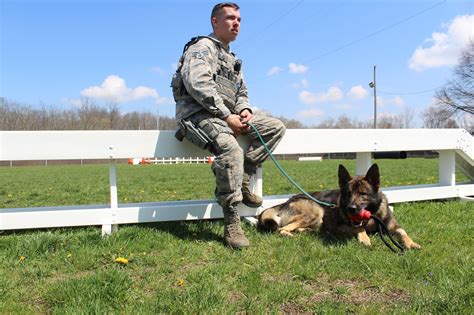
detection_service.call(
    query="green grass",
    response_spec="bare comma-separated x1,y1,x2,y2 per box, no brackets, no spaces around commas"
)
0,159,473,313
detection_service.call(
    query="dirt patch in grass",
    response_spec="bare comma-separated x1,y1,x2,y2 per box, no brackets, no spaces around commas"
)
303,275,410,306
280,302,311,314
275,274,410,312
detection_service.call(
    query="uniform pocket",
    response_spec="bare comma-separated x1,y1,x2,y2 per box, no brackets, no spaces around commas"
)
215,75,237,107
212,161,234,193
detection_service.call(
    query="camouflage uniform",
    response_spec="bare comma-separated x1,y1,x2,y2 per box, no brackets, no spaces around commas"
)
172,34,286,208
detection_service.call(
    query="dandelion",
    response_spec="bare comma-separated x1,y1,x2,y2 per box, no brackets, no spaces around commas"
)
176,279,185,287
19,256,26,261
115,257,129,265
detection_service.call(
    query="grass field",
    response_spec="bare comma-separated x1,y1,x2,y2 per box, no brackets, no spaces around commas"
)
0,159,472,313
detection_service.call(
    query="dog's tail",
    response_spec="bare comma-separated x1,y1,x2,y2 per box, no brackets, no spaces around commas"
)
257,206,282,232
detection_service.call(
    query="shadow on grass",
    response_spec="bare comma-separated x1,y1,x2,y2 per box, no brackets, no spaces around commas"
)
140,220,223,243
319,231,351,247
255,224,351,247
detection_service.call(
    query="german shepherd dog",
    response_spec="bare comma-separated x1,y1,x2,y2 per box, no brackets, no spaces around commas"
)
258,164,421,249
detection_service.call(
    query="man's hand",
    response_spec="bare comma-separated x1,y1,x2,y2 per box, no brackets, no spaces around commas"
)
225,114,245,136
239,109,252,134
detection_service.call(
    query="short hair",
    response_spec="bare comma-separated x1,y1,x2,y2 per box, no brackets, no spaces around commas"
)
211,2,239,19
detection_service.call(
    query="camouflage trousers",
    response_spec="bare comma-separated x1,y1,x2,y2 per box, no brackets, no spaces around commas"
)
186,112,286,208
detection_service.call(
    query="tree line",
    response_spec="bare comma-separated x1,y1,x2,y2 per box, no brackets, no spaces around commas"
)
0,99,177,131
1,97,471,132
0,98,419,131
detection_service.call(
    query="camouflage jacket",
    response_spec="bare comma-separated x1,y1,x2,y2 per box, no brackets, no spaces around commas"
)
173,34,251,121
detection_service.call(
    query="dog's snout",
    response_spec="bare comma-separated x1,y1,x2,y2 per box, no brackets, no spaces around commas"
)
349,204,367,214
348,205,358,213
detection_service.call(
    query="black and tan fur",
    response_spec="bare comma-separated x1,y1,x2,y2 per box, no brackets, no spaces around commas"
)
258,164,420,249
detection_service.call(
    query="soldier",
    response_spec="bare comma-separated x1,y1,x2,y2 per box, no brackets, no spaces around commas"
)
171,2,285,249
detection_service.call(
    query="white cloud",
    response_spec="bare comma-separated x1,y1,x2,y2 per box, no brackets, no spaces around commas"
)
292,78,310,89
347,85,368,100
150,67,165,75
61,97,82,108
336,104,356,110
266,66,284,76
377,95,405,107
391,96,405,106
299,86,343,105
409,15,474,71
297,108,324,118
289,63,308,74
80,75,169,105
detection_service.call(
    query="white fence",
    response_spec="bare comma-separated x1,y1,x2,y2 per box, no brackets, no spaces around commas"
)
1,129,473,235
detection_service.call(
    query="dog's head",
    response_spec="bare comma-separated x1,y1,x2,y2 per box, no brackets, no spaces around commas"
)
338,164,382,220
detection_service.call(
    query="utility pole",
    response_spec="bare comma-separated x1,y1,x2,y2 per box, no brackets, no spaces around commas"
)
369,65,377,129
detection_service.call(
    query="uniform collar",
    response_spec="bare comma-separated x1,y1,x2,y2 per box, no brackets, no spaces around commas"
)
209,33,231,52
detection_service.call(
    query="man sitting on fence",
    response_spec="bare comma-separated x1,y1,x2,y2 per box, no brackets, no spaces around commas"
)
172,2,285,249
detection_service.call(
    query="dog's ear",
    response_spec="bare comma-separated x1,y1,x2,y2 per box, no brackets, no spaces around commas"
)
364,164,380,191
338,164,351,188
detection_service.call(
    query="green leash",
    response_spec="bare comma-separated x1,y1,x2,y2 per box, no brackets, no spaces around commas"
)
246,122,336,208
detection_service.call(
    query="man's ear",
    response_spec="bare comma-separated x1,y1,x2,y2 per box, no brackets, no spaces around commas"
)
338,164,351,188
211,16,218,28
364,164,380,191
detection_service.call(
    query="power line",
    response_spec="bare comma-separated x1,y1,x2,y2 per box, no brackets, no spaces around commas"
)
236,0,305,47
303,0,447,65
378,85,444,96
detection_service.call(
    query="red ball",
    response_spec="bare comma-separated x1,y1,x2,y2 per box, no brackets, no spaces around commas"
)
351,209,371,221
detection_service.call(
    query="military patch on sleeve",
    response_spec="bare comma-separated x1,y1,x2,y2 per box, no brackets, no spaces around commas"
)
191,50,209,59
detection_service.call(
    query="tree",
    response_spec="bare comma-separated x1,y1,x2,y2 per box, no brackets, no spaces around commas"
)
434,41,474,115
422,104,458,128
397,107,415,128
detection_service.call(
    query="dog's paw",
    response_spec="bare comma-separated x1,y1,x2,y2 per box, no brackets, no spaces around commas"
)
357,232,372,246
296,228,311,233
278,229,294,237
401,234,421,249
405,241,422,250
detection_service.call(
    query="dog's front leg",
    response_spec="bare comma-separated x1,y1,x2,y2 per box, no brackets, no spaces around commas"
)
334,225,371,246
356,228,371,246
395,228,421,249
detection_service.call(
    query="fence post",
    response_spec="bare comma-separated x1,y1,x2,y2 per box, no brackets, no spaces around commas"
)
102,157,119,236
356,152,372,175
251,166,263,200
439,150,455,186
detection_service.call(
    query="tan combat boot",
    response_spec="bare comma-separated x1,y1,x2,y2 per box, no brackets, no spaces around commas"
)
241,173,263,208
223,205,250,249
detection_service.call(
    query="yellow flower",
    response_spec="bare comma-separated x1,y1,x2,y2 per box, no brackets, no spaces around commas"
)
19,256,26,261
176,279,185,287
115,257,129,265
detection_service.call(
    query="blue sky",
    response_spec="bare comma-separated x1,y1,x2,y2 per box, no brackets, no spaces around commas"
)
1,0,473,126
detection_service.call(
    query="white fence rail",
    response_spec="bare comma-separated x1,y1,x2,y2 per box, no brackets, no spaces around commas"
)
1,129,472,235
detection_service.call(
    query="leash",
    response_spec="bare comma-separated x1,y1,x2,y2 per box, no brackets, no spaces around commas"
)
247,121,405,253
246,122,335,208
371,215,405,254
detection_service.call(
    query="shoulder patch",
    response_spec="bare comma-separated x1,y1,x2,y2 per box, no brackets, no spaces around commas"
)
191,50,209,59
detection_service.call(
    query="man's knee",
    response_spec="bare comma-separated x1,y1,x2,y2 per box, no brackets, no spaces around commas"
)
274,118,286,137
213,133,244,157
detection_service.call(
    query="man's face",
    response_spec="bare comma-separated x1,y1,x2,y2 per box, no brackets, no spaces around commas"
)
212,6,241,45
